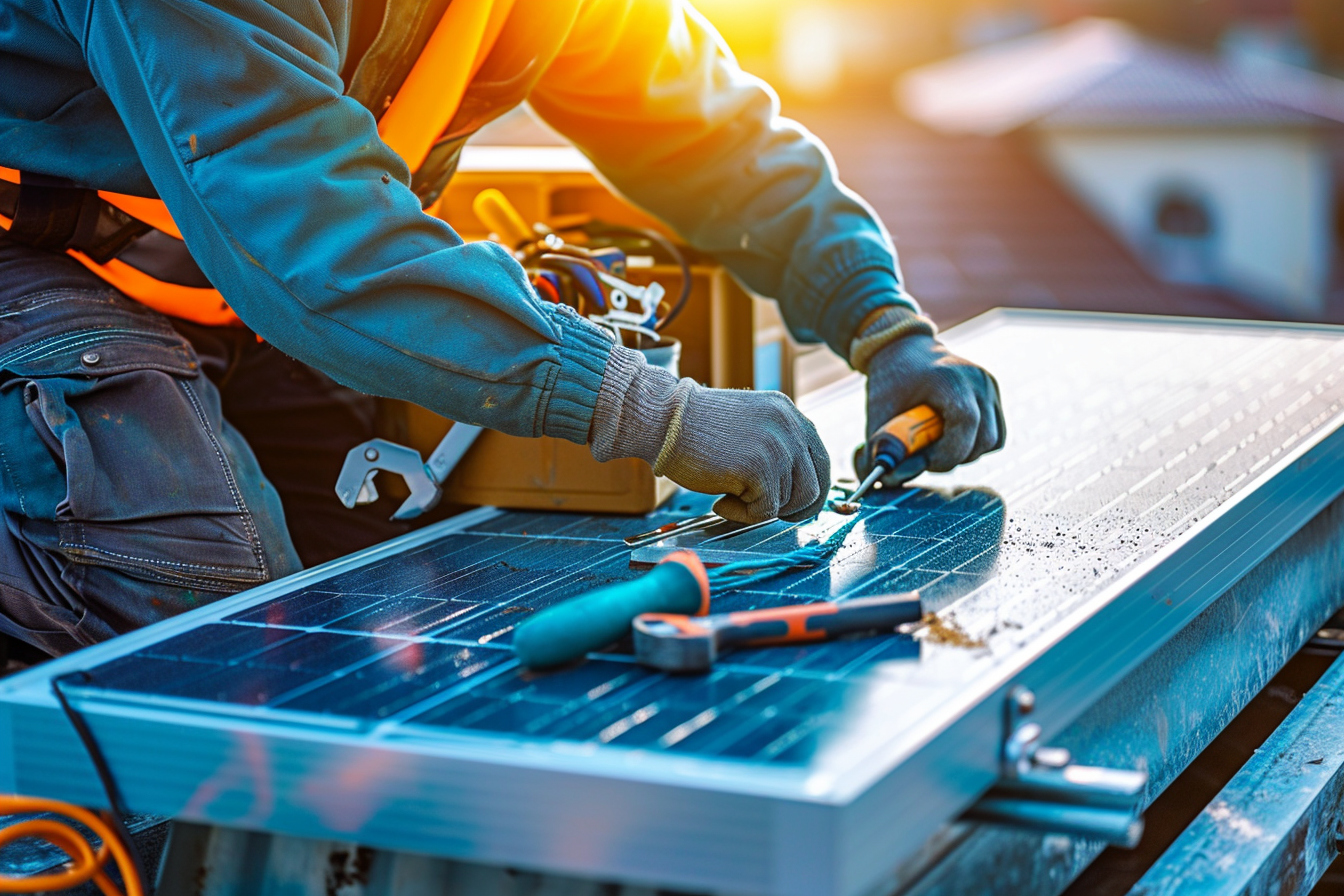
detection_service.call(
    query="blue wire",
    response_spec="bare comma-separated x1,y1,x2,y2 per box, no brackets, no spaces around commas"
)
705,516,864,593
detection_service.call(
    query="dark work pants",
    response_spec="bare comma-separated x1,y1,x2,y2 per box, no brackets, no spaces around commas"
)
0,241,407,656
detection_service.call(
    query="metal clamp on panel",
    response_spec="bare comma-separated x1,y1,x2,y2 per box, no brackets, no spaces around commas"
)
962,686,1148,846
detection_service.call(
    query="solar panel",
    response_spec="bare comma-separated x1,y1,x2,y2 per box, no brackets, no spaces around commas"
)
73,492,948,760
6,311,1344,896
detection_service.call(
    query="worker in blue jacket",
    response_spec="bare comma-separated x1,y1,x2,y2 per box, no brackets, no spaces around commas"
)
0,0,1004,655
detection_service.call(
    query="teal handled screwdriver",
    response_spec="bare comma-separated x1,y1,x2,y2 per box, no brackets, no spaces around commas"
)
513,551,709,670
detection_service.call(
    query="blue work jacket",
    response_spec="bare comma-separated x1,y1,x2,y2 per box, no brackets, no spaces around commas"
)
0,0,918,442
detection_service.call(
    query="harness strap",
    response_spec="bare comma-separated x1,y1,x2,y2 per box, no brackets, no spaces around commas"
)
0,169,233,324
379,0,512,170
0,175,153,265
6,175,88,252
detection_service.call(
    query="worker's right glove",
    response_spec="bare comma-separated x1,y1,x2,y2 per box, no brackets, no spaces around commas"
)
590,347,831,523
851,306,1005,486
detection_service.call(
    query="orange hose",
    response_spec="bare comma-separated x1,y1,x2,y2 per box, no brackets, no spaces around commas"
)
0,795,143,896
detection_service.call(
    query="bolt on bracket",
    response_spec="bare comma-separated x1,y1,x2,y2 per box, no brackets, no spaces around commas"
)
961,686,1149,846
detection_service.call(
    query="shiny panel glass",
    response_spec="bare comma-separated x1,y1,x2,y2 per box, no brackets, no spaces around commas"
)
78,315,1344,767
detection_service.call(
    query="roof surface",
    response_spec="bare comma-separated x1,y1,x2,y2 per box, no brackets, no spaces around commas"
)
900,18,1344,135
799,107,1256,326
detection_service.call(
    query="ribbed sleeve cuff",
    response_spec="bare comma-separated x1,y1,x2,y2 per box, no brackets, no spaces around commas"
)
589,345,681,463
849,305,938,374
821,267,922,359
541,306,616,444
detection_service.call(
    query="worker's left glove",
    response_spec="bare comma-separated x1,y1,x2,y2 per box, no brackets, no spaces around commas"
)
589,346,830,523
851,306,1005,486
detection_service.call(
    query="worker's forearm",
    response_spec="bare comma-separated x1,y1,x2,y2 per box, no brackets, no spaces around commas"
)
182,127,616,439
832,268,932,366
68,0,614,442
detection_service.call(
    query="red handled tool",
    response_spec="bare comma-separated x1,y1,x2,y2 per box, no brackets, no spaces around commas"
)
632,591,922,672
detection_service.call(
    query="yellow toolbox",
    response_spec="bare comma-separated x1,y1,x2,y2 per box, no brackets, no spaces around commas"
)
392,145,845,514
397,147,745,514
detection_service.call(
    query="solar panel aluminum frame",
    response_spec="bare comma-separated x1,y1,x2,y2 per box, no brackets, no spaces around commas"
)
5,310,1344,896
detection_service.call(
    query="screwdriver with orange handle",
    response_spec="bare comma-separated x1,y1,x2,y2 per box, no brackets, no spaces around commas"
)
835,404,944,513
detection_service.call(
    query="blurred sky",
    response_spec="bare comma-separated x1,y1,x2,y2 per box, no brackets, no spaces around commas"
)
693,0,1344,101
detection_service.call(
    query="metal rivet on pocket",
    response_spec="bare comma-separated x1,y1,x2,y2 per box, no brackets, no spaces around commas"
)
81,351,101,366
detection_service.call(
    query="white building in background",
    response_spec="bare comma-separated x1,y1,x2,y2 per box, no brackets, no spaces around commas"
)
899,19,1344,318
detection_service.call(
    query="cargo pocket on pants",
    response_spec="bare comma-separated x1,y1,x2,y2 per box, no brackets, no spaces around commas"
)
0,324,271,593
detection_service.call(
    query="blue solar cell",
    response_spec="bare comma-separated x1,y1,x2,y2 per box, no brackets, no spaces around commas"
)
433,606,533,645
416,666,841,758
437,698,577,735
702,589,830,615
766,720,829,763
137,623,302,664
169,663,321,706
857,566,946,596
716,714,826,760
477,659,650,703
554,703,704,747
86,655,218,692
888,512,971,540
615,671,765,708
275,642,508,718
550,514,658,541
228,591,380,627
242,631,397,675
887,569,950,591
325,597,478,635
407,693,499,729
412,663,662,737
846,509,922,538
315,535,518,596
650,677,847,757
466,512,566,536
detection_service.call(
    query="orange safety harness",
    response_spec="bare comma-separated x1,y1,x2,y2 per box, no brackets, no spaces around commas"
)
0,0,513,327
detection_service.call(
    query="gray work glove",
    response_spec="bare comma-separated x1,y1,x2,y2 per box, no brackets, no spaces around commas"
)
590,347,830,523
850,307,1005,486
